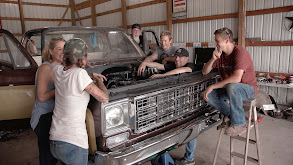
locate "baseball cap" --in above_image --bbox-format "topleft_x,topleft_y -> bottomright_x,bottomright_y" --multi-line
64,38 -> 88,58
132,23 -> 141,30
175,48 -> 189,57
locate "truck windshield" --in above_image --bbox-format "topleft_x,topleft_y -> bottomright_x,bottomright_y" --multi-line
43,30 -> 144,63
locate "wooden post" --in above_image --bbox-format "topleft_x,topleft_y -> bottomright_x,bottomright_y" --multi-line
90,0 -> 97,26
69,0 -> 76,26
58,6 -> 69,26
72,0 -> 83,26
238,0 -> 246,47
166,0 -> 172,33
18,0 -> 25,34
121,0 -> 127,29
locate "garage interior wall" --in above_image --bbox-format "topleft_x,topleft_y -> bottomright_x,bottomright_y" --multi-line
0,0 -> 292,105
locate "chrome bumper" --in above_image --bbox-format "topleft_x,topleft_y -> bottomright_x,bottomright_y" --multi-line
95,111 -> 220,165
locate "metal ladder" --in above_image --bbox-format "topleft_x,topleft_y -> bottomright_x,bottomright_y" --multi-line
212,99 -> 262,165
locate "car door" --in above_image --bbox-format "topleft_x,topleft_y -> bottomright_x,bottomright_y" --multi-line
141,30 -> 160,56
0,29 -> 38,120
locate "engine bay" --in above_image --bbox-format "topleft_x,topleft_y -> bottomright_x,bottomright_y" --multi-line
100,63 -> 160,89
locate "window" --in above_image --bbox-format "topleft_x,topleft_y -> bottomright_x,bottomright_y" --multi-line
0,34 -> 30,70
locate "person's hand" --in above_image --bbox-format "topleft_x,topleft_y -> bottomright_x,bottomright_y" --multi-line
203,85 -> 214,101
137,62 -> 147,76
162,59 -> 167,64
89,73 -> 107,81
212,47 -> 222,60
149,74 -> 165,79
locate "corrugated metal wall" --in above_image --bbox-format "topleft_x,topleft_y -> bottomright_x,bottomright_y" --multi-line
0,1 -> 22,34
95,1 -> 121,27
0,0 -> 292,104
246,0 -> 293,105
0,0 -> 71,33
127,0 -> 166,44
171,0 -> 293,105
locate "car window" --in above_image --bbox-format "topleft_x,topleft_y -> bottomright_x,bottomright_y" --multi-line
0,34 -> 30,70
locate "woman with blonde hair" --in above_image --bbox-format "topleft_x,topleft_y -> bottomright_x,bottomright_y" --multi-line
30,37 -> 66,165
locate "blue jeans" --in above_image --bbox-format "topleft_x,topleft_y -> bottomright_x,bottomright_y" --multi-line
184,138 -> 197,161
50,141 -> 88,165
207,83 -> 255,126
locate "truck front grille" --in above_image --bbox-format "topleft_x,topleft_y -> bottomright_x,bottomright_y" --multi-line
134,77 -> 218,133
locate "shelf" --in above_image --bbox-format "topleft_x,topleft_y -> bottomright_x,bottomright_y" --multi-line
257,82 -> 293,89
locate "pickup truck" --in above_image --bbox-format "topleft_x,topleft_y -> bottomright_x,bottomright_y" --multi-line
0,27 -> 220,164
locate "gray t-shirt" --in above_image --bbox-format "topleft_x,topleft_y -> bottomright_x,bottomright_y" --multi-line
154,46 -> 177,63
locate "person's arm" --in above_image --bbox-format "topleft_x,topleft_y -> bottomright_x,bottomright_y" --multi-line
37,64 -> 55,102
137,53 -> 158,76
89,72 -> 107,82
150,67 -> 192,79
162,56 -> 176,64
203,69 -> 244,101
84,78 -> 109,103
202,49 -> 222,75
142,61 -> 165,70
143,53 -> 158,62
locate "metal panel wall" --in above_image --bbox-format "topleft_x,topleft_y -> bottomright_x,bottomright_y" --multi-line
78,7 -> 91,18
173,0 -> 293,105
93,0 -> 121,27
0,0 -> 70,33
0,3 -> 21,33
126,0 -> 154,6
95,0 -> 121,13
141,25 -> 167,42
23,0 -> 68,5
127,3 -> 166,25
245,0 -> 293,104
81,18 -> 92,27
96,12 -> 122,27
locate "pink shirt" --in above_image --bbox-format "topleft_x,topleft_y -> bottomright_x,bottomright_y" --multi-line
212,45 -> 258,95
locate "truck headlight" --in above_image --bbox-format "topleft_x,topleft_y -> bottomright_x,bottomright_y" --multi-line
106,106 -> 123,128
102,99 -> 130,136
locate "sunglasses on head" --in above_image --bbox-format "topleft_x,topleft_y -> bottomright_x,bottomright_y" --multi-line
219,28 -> 230,38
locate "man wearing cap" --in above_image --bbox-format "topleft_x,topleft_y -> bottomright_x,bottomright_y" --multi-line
142,48 -> 199,165
131,23 -> 143,49
138,30 -> 177,76
140,48 -> 198,78
50,38 -> 109,164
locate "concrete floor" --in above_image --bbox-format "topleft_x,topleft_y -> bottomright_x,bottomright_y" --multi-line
0,116 -> 293,165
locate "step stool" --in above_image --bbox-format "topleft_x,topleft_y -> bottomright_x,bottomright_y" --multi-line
152,152 -> 174,165
212,99 -> 262,165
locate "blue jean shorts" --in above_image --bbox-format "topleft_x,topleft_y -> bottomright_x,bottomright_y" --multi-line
50,140 -> 88,165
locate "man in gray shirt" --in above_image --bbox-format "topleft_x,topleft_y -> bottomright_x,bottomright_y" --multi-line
137,30 -> 177,76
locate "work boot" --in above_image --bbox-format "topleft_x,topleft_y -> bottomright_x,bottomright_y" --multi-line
175,158 -> 195,165
224,124 -> 246,136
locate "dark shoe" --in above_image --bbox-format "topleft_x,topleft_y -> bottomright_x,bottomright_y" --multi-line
175,158 -> 195,165
217,116 -> 230,130
224,124 -> 246,136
